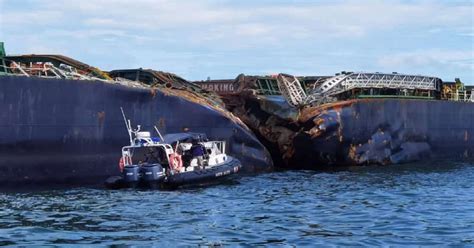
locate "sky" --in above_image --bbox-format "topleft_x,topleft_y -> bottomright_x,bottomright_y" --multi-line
0,0 -> 473,83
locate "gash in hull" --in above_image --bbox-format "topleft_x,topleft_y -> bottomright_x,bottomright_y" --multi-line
196,72 -> 474,168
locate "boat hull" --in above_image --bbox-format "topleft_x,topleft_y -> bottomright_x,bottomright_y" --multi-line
0,76 -> 272,188
165,156 -> 241,187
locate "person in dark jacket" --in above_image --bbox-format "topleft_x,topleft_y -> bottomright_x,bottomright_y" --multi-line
190,139 -> 205,167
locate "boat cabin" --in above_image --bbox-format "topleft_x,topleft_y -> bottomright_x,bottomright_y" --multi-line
121,131 -> 228,172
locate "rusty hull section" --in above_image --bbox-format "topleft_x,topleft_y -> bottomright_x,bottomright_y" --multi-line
294,99 -> 469,167
224,91 -> 474,168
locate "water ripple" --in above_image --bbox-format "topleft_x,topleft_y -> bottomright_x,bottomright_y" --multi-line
0,161 -> 473,246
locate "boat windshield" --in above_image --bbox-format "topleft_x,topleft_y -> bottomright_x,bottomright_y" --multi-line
126,146 -> 168,166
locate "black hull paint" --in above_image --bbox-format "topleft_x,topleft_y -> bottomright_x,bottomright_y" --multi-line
294,99 -> 474,168
0,76 -> 272,188
165,157 -> 241,187
104,158 -> 241,189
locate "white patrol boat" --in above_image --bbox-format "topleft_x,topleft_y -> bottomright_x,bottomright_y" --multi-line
105,108 -> 242,189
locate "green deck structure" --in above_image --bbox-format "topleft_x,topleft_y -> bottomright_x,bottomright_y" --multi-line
0,42 -> 7,75
0,42 -> 5,58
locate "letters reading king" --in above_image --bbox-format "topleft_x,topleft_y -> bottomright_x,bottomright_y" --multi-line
200,83 -> 234,93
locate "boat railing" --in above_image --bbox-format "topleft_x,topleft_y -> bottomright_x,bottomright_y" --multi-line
212,141 -> 226,155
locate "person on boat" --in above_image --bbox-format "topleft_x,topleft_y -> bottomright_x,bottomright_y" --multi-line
144,147 -> 160,164
190,139 -> 205,167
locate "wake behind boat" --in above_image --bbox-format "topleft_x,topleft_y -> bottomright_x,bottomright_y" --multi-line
105,108 -> 242,189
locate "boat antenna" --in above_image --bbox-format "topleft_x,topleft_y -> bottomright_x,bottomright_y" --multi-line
174,140 -> 180,153
120,107 -> 133,144
154,126 -> 165,142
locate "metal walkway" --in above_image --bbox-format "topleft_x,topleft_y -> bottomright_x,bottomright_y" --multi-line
339,73 -> 439,91
276,72 -> 442,107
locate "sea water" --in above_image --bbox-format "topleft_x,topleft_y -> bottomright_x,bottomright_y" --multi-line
0,161 -> 473,246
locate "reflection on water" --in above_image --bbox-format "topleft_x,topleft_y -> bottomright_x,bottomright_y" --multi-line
0,161 -> 473,246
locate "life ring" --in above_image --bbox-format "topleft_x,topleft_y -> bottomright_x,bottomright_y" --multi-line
169,153 -> 183,172
118,155 -> 132,172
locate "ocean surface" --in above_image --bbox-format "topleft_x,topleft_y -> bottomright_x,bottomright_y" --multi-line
0,161 -> 473,246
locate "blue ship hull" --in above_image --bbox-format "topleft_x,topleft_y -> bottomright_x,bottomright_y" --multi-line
219,94 -> 474,169
0,76 -> 272,188
291,98 -> 474,167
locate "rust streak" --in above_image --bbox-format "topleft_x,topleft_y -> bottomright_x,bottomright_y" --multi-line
97,111 -> 105,125
150,88 -> 158,98
299,99 -> 358,123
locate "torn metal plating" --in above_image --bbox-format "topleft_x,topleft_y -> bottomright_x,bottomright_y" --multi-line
195,74 -> 474,169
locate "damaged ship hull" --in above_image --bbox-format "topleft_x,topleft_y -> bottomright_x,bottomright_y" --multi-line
239,96 -> 473,168
0,76 -> 272,187
295,98 -> 474,167
197,73 -> 473,169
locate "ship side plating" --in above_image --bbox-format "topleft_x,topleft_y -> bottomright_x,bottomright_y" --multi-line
0,48 -> 272,187
0,76 -> 272,186
195,73 -> 474,168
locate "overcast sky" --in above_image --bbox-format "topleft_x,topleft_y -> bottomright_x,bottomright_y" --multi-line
1,0 -> 473,82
